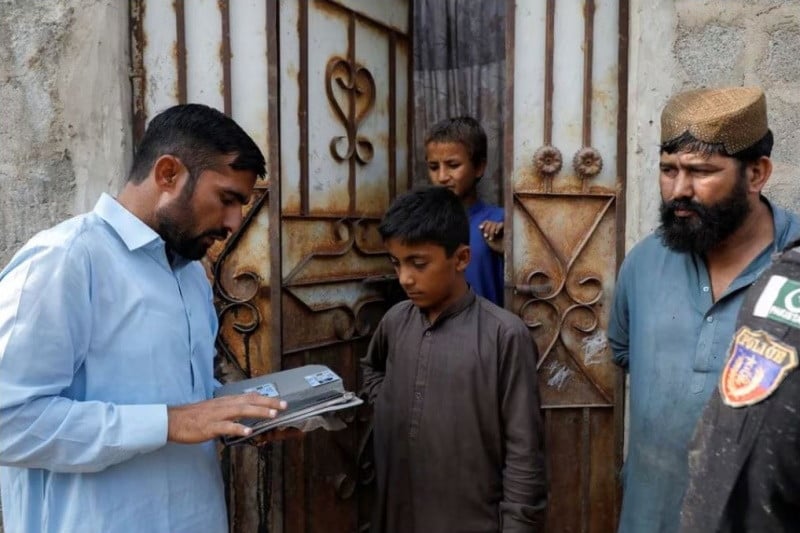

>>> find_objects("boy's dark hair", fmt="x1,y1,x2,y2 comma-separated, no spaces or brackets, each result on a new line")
379,186,469,257
127,104,266,189
660,129,773,166
424,116,488,168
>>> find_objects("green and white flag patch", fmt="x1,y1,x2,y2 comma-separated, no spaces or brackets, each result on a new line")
753,275,800,329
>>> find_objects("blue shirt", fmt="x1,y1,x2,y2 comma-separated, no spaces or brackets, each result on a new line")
0,194,227,533
467,200,504,306
608,200,800,533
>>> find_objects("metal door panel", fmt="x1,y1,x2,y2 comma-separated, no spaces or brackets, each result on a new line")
134,0,179,137
184,0,225,109
352,21,391,215
214,191,275,378
131,1,411,531
307,6,353,215
278,0,302,216
278,2,410,532
329,0,409,34
229,0,270,151
507,0,627,530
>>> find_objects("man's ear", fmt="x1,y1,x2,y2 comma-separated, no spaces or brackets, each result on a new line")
454,244,471,273
747,156,772,194
153,155,186,192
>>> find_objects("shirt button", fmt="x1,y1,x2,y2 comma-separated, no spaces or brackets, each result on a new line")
706,316,714,323
702,286,710,293
415,392,423,400
424,331,431,337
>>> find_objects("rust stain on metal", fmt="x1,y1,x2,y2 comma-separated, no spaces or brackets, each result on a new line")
219,0,232,115
573,147,603,180
613,3,630,527
299,0,309,216
266,0,282,376
348,14,358,215
544,0,555,145
582,0,595,148
503,0,515,275
389,32,397,200
130,0,147,146
174,0,187,104
616,0,630,272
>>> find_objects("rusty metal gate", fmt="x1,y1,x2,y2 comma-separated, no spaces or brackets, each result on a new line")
505,1,628,531
131,0,628,530
130,1,411,531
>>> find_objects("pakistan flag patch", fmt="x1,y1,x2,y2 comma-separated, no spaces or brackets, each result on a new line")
753,275,800,329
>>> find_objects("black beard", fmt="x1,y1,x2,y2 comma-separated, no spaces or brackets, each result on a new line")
156,202,226,261
657,176,751,255
162,226,223,261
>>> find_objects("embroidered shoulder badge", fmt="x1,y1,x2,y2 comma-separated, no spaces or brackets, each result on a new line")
753,275,800,329
720,326,798,408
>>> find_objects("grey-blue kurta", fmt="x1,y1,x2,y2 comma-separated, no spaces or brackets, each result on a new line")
608,198,800,533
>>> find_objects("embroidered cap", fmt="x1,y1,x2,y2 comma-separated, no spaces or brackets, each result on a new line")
661,87,768,154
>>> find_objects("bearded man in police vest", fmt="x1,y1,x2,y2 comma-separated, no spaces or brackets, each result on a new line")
680,236,800,531
608,87,800,533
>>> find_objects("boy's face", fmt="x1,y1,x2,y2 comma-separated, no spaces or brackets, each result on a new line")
425,141,486,200
385,237,470,320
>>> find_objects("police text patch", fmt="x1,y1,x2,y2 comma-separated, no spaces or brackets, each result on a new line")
720,327,798,407
753,275,800,329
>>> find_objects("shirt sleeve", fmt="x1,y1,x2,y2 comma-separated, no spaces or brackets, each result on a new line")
0,239,168,474
498,321,547,532
608,255,632,369
360,317,388,403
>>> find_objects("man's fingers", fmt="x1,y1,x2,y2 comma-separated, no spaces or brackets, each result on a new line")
167,394,290,444
215,421,254,438
237,392,287,410
222,403,281,421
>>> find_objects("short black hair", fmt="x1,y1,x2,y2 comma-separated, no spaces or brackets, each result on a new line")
660,129,773,165
379,186,469,256
127,103,266,185
424,116,488,168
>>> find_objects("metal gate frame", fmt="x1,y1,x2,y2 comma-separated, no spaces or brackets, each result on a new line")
503,1,629,530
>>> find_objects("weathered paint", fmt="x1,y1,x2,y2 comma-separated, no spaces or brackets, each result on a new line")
133,1,410,531
506,1,626,531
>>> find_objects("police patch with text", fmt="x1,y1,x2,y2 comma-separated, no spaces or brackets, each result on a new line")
720,326,798,408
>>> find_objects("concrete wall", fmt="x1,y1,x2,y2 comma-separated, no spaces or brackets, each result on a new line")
0,0,131,267
627,0,800,250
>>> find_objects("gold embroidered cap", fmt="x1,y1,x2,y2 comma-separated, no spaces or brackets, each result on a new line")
661,87,768,154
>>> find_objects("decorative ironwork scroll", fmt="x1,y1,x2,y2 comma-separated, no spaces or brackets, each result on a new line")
326,56,376,165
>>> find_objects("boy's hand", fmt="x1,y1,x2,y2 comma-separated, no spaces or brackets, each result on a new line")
479,220,504,254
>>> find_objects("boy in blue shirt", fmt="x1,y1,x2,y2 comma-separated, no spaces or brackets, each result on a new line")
425,116,505,306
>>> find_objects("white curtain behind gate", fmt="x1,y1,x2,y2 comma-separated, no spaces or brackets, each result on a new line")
412,0,507,205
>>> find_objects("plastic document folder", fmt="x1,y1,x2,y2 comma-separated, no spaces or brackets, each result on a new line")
214,364,363,445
